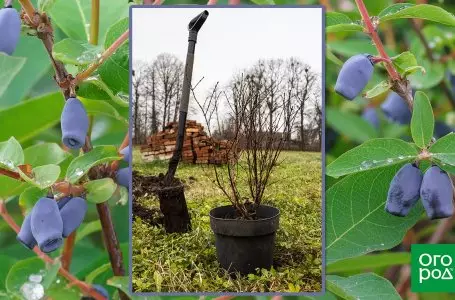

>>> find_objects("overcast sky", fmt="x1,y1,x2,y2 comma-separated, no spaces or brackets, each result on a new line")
132,7,323,120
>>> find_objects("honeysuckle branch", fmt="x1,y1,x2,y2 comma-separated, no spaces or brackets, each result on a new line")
90,0,100,45
61,232,76,270
355,0,400,81
75,30,129,85
0,201,106,300
17,1,127,298
355,0,413,110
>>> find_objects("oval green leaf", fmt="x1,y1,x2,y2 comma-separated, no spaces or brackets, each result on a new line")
326,138,418,178
326,108,378,144
85,178,117,204
411,91,434,148
65,146,121,183
379,4,455,26
0,137,24,170
326,12,363,33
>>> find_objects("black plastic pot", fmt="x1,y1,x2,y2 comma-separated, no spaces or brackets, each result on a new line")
209,205,280,275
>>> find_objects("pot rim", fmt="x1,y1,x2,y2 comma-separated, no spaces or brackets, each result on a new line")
209,204,280,222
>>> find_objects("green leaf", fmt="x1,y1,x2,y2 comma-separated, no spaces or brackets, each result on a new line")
52,39,103,66
65,146,121,183
0,137,24,170
378,4,455,26
19,187,47,215
85,263,111,284
411,91,434,148
0,36,51,108
19,164,60,189
75,220,101,243
0,177,29,198
6,257,45,293
0,92,65,143
327,273,401,300
107,276,139,299
77,77,129,107
430,133,455,173
328,40,397,58
0,54,26,98
403,65,425,77
391,51,424,76
98,18,129,95
41,259,61,289
409,59,444,89
38,0,58,12
326,108,378,144
79,98,127,124
326,12,363,33
0,255,17,290
326,138,418,178
250,0,275,4
49,0,129,43
24,143,70,166
364,80,392,98
327,252,410,273
326,166,424,264
85,178,117,204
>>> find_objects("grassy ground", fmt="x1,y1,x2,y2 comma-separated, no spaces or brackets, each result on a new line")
132,148,322,293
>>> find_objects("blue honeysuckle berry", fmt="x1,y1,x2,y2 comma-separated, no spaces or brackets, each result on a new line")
362,107,379,129
420,166,454,220
380,92,412,125
61,97,89,149
434,121,453,139
59,197,87,237
17,213,37,249
116,167,130,189
120,146,131,163
0,7,21,55
335,54,374,100
30,197,63,253
385,163,423,217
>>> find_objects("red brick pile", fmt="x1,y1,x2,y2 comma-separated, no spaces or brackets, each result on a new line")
140,120,234,164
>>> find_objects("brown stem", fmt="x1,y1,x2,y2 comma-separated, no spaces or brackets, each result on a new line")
0,201,105,300
0,168,22,180
75,30,129,85
96,203,128,300
354,0,400,81
17,0,36,24
61,232,76,271
90,0,100,45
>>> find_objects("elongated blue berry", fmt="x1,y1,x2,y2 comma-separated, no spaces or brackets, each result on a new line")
362,107,379,129
434,121,453,139
420,166,454,220
17,213,37,249
0,7,21,55
385,163,423,217
120,146,130,163
381,92,411,125
335,54,374,100
116,167,130,188
30,197,63,253
57,196,71,209
59,197,87,237
61,97,89,149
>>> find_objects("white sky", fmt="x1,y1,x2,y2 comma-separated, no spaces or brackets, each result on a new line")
132,7,323,120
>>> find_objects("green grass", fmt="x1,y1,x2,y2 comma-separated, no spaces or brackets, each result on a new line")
132,149,322,292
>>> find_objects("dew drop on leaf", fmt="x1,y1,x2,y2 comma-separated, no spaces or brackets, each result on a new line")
20,282,44,300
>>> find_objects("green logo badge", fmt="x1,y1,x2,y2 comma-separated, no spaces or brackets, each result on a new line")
411,244,455,292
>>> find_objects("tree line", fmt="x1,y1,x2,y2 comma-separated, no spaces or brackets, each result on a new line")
133,53,321,151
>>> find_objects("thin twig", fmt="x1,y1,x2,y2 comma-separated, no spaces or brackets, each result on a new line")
0,201,106,300
61,232,76,271
75,30,129,85
354,0,400,81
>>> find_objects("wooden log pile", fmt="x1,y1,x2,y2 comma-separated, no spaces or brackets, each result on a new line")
140,120,234,164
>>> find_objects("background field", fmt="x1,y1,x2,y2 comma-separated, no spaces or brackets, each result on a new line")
132,149,322,293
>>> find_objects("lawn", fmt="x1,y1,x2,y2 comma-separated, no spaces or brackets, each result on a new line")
131,149,322,293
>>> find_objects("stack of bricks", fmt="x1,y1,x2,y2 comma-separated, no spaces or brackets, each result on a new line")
140,120,234,164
